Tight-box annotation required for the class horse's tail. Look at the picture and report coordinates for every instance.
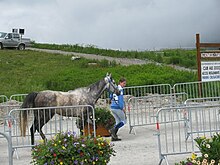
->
[19,92,38,136]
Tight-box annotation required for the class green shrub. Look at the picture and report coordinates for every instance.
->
[175,133,220,165]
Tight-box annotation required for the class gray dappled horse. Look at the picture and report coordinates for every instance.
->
[19,73,118,145]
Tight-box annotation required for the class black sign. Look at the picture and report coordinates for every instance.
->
[19,29,25,34]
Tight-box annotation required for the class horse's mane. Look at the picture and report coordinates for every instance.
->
[87,78,105,92]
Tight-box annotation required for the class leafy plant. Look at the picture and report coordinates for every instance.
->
[31,131,116,165]
[94,107,115,130]
[77,108,115,131]
[175,133,220,165]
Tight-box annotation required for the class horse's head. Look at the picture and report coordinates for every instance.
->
[104,73,119,94]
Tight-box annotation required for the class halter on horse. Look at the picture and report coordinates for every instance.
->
[19,73,118,145]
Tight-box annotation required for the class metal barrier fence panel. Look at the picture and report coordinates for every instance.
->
[156,104,220,165]
[185,104,220,142]
[0,95,8,103]
[124,84,172,97]
[9,94,27,102]
[6,105,95,151]
[0,94,27,121]
[0,132,13,165]
[0,95,9,125]
[173,80,220,99]
[185,96,220,106]
[127,93,188,134]
[101,84,172,99]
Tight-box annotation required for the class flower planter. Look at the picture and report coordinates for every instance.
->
[84,124,111,137]
[31,131,115,164]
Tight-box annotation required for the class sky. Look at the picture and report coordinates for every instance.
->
[0,0,219,50]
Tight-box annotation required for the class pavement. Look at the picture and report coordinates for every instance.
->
[0,122,188,165]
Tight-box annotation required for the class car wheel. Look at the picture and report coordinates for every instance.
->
[18,44,25,50]
[0,43,3,50]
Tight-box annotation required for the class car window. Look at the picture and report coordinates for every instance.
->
[6,33,12,39]
[0,32,7,38]
[13,33,20,39]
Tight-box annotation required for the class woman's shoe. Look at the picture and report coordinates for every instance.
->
[111,137,121,141]
[109,128,117,139]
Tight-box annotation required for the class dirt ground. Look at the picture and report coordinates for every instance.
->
[0,123,188,165]
[27,48,195,72]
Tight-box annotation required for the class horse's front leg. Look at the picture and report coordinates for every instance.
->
[38,112,55,143]
[39,129,47,143]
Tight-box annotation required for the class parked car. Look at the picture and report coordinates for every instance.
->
[0,32,31,50]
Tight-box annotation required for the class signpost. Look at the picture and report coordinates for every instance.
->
[196,34,220,82]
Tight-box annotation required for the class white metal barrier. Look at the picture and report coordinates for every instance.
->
[185,96,220,106]
[174,80,220,99]
[101,84,172,100]
[127,93,188,134]
[0,105,96,164]
[0,95,9,136]
[8,105,96,148]
[0,131,13,165]
[0,94,27,120]
[155,104,220,165]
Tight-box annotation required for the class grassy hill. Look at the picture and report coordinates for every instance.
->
[0,49,197,97]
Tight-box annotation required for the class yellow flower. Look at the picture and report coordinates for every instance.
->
[105,139,111,144]
[97,137,103,141]
[191,153,197,160]
[84,159,87,162]
[54,143,57,146]
[201,136,206,139]
[38,139,44,144]
[60,162,63,165]
[62,146,66,150]
[92,161,96,164]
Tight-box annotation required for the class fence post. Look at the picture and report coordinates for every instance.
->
[0,116,13,165]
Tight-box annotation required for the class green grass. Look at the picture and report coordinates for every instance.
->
[0,49,197,97]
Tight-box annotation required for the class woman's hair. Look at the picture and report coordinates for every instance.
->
[119,77,126,83]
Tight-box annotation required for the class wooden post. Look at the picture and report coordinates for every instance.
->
[196,33,201,82]
[196,34,202,97]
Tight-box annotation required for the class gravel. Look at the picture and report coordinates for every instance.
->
[27,48,196,72]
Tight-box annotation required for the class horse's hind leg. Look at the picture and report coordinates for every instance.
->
[30,116,50,145]
[30,118,41,145]
[30,123,36,145]
[38,111,55,143]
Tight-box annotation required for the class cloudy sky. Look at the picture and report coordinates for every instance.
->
[0,0,219,50]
